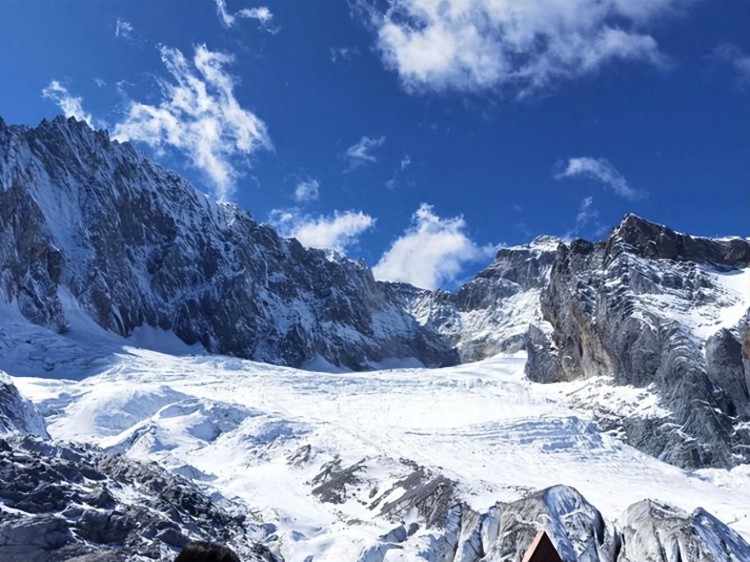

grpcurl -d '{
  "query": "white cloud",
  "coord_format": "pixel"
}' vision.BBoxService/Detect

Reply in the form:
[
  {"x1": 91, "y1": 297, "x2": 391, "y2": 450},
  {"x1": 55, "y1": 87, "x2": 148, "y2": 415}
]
[
  {"x1": 331, "y1": 47, "x2": 360, "y2": 62},
  {"x1": 215, "y1": 0, "x2": 277, "y2": 32},
  {"x1": 239, "y1": 7, "x2": 274, "y2": 27},
  {"x1": 565, "y1": 196, "x2": 599, "y2": 239},
  {"x1": 115, "y1": 18, "x2": 134, "y2": 39},
  {"x1": 113, "y1": 44, "x2": 271, "y2": 200},
  {"x1": 365, "y1": 0, "x2": 675, "y2": 97},
  {"x1": 373, "y1": 203, "x2": 494, "y2": 290},
  {"x1": 555, "y1": 156, "x2": 641, "y2": 200},
  {"x1": 713, "y1": 43, "x2": 750, "y2": 85},
  {"x1": 41, "y1": 81, "x2": 95, "y2": 127},
  {"x1": 215, "y1": 0, "x2": 235, "y2": 26},
  {"x1": 294, "y1": 178, "x2": 320, "y2": 203},
  {"x1": 386, "y1": 154, "x2": 412, "y2": 189},
  {"x1": 345, "y1": 135, "x2": 386, "y2": 171},
  {"x1": 94, "y1": 78, "x2": 107, "y2": 88},
  {"x1": 269, "y1": 209, "x2": 375, "y2": 252}
]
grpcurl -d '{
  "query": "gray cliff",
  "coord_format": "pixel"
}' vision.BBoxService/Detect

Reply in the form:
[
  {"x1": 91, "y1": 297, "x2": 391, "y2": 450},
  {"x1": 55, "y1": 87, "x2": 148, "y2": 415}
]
[
  {"x1": 523, "y1": 215, "x2": 750, "y2": 469},
  {"x1": 0, "y1": 116, "x2": 455, "y2": 370}
]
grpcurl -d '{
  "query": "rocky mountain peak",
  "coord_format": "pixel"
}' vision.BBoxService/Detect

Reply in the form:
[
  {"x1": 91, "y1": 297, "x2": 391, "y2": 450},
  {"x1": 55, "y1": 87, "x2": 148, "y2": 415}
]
[
  {"x1": 0, "y1": 116, "x2": 456, "y2": 370},
  {"x1": 606, "y1": 213, "x2": 750, "y2": 267},
  {"x1": 528, "y1": 234, "x2": 564, "y2": 252}
]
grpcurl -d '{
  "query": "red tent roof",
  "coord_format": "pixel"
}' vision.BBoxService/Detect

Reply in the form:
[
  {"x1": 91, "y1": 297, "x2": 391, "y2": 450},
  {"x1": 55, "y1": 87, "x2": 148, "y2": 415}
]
[{"x1": 522, "y1": 530, "x2": 564, "y2": 562}]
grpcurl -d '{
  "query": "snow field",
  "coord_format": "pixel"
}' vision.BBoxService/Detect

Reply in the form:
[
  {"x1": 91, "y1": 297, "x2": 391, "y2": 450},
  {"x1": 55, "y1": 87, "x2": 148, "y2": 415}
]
[{"x1": 13, "y1": 345, "x2": 750, "y2": 561}]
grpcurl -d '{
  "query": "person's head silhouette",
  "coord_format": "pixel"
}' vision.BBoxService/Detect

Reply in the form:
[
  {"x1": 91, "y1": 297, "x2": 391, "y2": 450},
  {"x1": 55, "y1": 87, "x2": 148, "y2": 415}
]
[{"x1": 174, "y1": 541, "x2": 241, "y2": 562}]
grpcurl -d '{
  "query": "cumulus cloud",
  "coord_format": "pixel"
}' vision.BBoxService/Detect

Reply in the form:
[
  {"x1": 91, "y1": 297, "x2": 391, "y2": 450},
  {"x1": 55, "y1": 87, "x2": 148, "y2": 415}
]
[
  {"x1": 345, "y1": 135, "x2": 386, "y2": 171},
  {"x1": 555, "y1": 156, "x2": 641, "y2": 200},
  {"x1": 215, "y1": 0, "x2": 277, "y2": 32},
  {"x1": 269, "y1": 209, "x2": 375, "y2": 252},
  {"x1": 112, "y1": 44, "x2": 271, "y2": 200},
  {"x1": 41, "y1": 81, "x2": 95, "y2": 127},
  {"x1": 364, "y1": 0, "x2": 675, "y2": 97},
  {"x1": 713, "y1": 43, "x2": 750, "y2": 85},
  {"x1": 294, "y1": 178, "x2": 320, "y2": 203},
  {"x1": 115, "y1": 18, "x2": 134, "y2": 39},
  {"x1": 373, "y1": 203, "x2": 494, "y2": 290}
]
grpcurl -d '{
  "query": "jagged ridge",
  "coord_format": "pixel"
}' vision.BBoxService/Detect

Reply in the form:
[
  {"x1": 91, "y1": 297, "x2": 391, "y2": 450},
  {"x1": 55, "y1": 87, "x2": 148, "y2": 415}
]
[{"x1": 0, "y1": 116, "x2": 455, "y2": 370}]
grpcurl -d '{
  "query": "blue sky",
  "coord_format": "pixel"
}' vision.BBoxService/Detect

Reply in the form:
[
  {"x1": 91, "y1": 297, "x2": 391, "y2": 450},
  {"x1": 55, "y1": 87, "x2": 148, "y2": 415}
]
[{"x1": 1, "y1": 0, "x2": 748, "y2": 289}]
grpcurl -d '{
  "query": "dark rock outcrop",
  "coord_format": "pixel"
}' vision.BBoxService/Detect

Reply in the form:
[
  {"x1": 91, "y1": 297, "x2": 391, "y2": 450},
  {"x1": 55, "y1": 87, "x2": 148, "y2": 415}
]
[{"x1": 0, "y1": 435, "x2": 277, "y2": 562}]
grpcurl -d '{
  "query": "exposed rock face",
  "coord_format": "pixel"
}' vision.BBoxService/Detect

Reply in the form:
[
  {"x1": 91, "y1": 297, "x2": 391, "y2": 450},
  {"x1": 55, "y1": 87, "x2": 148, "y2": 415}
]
[
  {"x1": 0, "y1": 435, "x2": 277, "y2": 562},
  {"x1": 0, "y1": 371, "x2": 48, "y2": 438},
  {"x1": 525, "y1": 215, "x2": 750, "y2": 469},
  {"x1": 387, "y1": 236, "x2": 558, "y2": 362},
  {"x1": 391, "y1": 214, "x2": 749, "y2": 470},
  {"x1": 356, "y1": 483, "x2": 750, "y2": 562},
  {"x1": 616, "y1": 500, "x2": 750, "y2": 562},
  {"x1": 0, "y1": 116, "x2": 455, "y2": 370},
  {"x1": 451, "y1": 485, "x2": 615, "y2": 562}
]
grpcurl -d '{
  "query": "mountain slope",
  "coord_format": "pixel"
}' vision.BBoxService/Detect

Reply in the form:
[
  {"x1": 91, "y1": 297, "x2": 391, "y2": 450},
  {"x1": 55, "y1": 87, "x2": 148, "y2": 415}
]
[{"x1": 0, "y1": 116, "x2": 455, "y2": 370}]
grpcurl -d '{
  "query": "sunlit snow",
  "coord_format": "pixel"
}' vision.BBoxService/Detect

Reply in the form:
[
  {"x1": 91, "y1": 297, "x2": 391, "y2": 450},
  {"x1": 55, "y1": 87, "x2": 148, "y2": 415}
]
[{"x1": 5, "y1": 304, "x2": 748, "y2": 561}]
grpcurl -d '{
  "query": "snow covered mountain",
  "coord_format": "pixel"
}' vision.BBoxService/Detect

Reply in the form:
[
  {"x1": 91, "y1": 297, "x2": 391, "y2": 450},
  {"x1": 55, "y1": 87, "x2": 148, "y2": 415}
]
[
  {"x1": 1, "y1": 116, "x2": 749, "y2": 560},
  {"x1": 389, "y1": 216, "x2": 750, "y2": 470},
  {"x1": 0, "y1": 115, "x2": 455, "y2": 371}
]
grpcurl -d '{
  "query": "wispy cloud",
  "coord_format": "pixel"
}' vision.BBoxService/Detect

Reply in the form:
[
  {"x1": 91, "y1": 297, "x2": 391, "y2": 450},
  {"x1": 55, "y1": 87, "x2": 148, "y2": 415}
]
[
  {"x1": 41, "y1": 81, "x2": 96, "y2": 127},
  {"x1": 269, "y1": 209, "x2": 374, "y2": 253},
  {"x1": 115, "y1": 18, "x2": 134, "y2": 40},
  {"x1": 555, "y1": 157, "x2": 641, "y2": 200},
  {"x1": 215, "y1": 0, "x2": 278, "y2": 33},
  {"x1": 113, "y1": 44, "x2": 271, "y2": 200},
  {"x1": 215, "y1": 0, "x2": 234, "y2": 27},
  {"x1": 331, "y1": 47, "x2": 360, "y2": 63},
  {"x1": 565, "y1": 196, "x2": 600, "y2": 240},
  {"x1": 363, "y1": 0, "x2": 676, "y2": 97},
  {"x1": 386, "y1": 154, "x2": 411, "y2": 189},
  {"x1": 373, "y1": 203, "x2": 494, "y2": 290},
  {"x1": 294, "y1": 178, "x2": 320, "y2": 203},
  {"x1": 712, "y1": 43, "x2": 750, "y2": 86},
  {"x1": 345, "y1": 135, "x2": 386, "y2": 171}
]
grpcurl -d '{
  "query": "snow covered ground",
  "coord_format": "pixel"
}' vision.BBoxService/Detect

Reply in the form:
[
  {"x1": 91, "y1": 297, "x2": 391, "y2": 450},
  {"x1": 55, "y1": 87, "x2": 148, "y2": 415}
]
[{"x1": 4, "y1": 299, "x2": 748, "y2": 561}]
